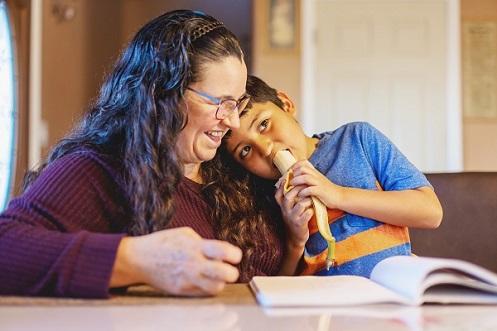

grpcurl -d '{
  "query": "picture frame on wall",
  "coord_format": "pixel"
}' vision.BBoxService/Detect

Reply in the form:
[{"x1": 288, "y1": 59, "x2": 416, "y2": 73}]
[
  {"x1": 266, "y1": 0, "x2": 299, "y2": 54},
  {"x1": 462, "y1": 21, "x2": 497, "y2": 119}
]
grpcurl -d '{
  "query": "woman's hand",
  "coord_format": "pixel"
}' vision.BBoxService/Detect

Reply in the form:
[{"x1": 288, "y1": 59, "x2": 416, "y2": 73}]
[
  {"x1": 289, "y1": 160, "x2": 345, "y2": 210},
  {"x1": 274, "y1": 180, "x2": 313, "y2": 249},
  {"x1": 111, "y1": 227, "x2": 242, "y2": 296}
]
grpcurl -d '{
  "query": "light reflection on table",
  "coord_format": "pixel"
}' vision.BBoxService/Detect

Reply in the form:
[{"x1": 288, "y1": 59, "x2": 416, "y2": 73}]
[{"x1": 1, "y1": 285, "x2": 497, "y2": 331}]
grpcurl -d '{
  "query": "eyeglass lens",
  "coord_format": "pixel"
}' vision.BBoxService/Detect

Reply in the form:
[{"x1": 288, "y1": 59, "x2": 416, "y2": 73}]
[{"x1": 216, "y1": 95, "x2": 250, "y2": 119}]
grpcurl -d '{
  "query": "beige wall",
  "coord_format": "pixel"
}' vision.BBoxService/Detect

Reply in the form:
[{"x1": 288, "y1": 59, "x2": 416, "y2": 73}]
[
  {"x1": 461, "y1": 0, "x2": 497, "y2": 170},
  {"x1": 41, "y1": 0, "x2": 122, "y2": 157},
  {"x1": 252, "y1": 0, "x2": 301, "y2": 112}
]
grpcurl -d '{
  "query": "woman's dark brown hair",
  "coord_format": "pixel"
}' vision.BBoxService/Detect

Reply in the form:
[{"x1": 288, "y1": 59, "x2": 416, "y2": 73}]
[{"x1": 22, "y1": 10, "x2": 244, "y2": 236}]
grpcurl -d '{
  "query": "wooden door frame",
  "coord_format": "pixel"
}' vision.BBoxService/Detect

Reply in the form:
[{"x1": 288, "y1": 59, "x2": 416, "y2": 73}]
[
  {"x1": 5, "y1": 0, "x2": 30, "y2": 196},
  {"x1": 301, "y1": 0, "x2": 462, "y2": 171}
]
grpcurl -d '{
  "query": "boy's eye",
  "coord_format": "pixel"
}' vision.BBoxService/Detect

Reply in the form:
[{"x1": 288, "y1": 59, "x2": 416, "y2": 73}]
[
  {"x1": 239, "y1": 145, "x2": 251, "y2": 160},
  {"x1": 259, "y1": 119, "x2": 269, "y2": 132}
]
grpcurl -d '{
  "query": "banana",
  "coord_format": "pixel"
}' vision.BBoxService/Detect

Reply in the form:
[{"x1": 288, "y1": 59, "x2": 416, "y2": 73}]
[{"x1": 273, "y1": 150, "x2": 336, "y2": 270}]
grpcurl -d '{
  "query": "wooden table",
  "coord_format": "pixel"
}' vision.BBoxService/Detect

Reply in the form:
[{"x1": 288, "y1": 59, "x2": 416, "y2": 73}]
[{"x1": 2, "y1": 284, "x2": 497, "y2": 331}]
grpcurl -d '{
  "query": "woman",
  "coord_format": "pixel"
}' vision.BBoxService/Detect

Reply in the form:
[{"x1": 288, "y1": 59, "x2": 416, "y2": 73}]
[{"x1": 0, "y1": 10, "x2": 284, "y2": 298}]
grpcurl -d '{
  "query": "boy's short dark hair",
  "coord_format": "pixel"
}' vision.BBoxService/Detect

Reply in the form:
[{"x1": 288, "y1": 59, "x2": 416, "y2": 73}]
[{"x1": 245, "y1": 75, "x2": 284, "y2": 111}]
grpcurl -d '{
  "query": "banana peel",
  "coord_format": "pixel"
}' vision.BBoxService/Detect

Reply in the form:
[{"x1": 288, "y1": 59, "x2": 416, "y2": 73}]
[{"x1": 273, "y1": 150, "x2": 337, "y2": 269}]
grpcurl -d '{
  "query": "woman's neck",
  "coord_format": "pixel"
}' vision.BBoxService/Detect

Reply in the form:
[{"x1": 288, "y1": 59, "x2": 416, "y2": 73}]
[{"x1": 183, "y1": 162, "x2": 203, "y2": 184}]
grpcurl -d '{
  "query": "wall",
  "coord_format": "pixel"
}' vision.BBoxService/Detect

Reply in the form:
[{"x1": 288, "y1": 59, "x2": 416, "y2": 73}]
[
  {"x1": 461, "y1": 0, "x2": 497, "y2": 170},
  {"x1": 40, "y1": 0, "x2": 122, "y2": 158},
  {"x1": 35, "y1": 0, "x2": 497, "y2": 171},
  {"x1": 253, "y1": 0, "x2": 497, "y2": 171},
  {"x1": 119, "y1": 0, "x2": 252, "y2": 69},
  {"x1": 252, "y1": 0, "x2": 301, "y2": 112}
]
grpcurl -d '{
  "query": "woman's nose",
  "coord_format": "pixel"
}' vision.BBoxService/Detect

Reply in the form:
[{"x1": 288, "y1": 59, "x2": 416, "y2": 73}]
[{"x1": 220, "y1": 111, "x2": 240, "y2": 129}]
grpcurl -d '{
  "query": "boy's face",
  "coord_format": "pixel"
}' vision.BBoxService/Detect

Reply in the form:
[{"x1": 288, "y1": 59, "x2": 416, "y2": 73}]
[{"x1": 225, "y1": 98, "x2": 315, "y2": 180}]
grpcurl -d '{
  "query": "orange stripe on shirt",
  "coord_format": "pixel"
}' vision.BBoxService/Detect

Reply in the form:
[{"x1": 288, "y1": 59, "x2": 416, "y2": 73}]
[
  {"x1": 301, "y1": 223, "x2": 409, "y2": 275},
  {"x1": 308, "y1": 209, "x2": 345, "y2": 235}
]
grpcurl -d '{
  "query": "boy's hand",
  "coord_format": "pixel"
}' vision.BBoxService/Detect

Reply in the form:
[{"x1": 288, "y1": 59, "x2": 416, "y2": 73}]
[
  {"x1": 289, "y1": 160, "x2": 345, "y2": 210},
  {"x1": 274, "y1": 180, "x2": 313, "y2": 249}
]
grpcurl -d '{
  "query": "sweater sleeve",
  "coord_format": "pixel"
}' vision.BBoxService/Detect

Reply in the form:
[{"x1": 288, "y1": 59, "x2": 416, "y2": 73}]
[{"x1": 0, "y1": 151, "x2": 129, "y2": 298}]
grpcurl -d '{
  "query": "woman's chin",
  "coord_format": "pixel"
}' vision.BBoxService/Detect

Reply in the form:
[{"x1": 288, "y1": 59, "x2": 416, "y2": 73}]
[{"x1": 198, "y1": 149, "x2": 218, "y2": 163}]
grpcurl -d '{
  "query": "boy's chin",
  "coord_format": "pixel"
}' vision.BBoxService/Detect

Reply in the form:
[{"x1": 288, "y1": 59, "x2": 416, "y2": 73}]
[
  {"x1": 245, "y1": 167, "x2": 280, "y2": 181},
  {"x1": 264, "y1": 170, "x2": 282, "y2": 181}
]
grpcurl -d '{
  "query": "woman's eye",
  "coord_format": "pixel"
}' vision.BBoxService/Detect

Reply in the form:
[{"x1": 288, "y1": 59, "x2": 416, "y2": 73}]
[
  {"x1": 239, "y1": 145, "x2": 251, "y2": 159},
  {"x1": 259, "y1": 119, "x2": 269, "y2": 132}
]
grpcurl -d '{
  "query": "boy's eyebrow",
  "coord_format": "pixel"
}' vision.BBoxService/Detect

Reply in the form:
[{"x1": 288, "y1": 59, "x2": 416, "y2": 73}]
[{"x1": 231, "y1": 112, "x2": 260, "y2": 155}]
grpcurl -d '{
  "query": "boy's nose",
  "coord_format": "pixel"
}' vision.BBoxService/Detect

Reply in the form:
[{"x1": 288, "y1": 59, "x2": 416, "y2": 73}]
[
  {"x1": 254, "y1": 136, "x2": 273, "y2": 158},
  {"x1": 221, "y1": 111, "x2": 240, "y2": 129}
]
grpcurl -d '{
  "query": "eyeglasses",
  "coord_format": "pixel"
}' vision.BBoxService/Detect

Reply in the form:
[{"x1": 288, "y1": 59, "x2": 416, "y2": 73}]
[{"x1": 187, "y1": 87, "x2": 251, "y2": 120}]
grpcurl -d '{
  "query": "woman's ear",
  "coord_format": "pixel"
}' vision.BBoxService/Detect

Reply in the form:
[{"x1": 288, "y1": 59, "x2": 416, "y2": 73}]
[{"x1": 276, "y1": 91, "x2": 297, "y2": 116}]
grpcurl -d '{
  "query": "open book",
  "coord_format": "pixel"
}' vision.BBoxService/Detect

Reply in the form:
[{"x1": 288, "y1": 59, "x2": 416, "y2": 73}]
[{"x1": 250, "y1": 256, "x2": 497, "y2": 307}]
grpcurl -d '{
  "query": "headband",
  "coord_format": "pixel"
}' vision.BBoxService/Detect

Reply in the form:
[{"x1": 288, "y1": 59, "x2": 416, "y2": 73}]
[{"x1": 191, "y1": 21, "x2": 224, "y2": 41}]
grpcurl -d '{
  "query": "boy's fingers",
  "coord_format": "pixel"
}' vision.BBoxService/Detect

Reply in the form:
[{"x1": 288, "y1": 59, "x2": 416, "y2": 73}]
[
  {"x1": 297, "y1": 186, "x2": 315, "y2": 198},
  {"x1": 293, "y1": 200, "x2": 307, "y2": 215},
  {"x1": 274, "y1": 184, "x2": 284, "y2": 204},
  {"x1": 298, "y1": 198, "x2": 313, "y2": 209},
  {"x1": 275, "y1": 176, "x2": 285, "y2": 189}
]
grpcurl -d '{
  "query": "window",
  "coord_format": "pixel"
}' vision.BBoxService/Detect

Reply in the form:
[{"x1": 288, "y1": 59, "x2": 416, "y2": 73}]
[{"x1": 0, "y1": 0, "x2": 16, "y2": 210}]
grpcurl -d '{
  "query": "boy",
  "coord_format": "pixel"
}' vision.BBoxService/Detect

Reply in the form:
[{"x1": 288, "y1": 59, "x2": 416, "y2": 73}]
[{"x1": 224, "y1": 75, "x2": 443, "y2": 277}]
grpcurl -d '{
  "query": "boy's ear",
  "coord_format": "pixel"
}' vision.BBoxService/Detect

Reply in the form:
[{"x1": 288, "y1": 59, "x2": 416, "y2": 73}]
[{"x1": 276, "y1": 91, "x2": 297, "y2": 116}]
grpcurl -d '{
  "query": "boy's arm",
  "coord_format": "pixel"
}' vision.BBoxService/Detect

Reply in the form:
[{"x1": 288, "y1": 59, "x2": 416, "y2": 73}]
[
  {"x1": 278, "y1": 243, "x2": 305, "y2": 276},
  {"x1": 290, "y1": 160, "x2": 443, "y2": 229},
  {"x1": 333, "y1": 185, "x2": 442, "y2": 228}
]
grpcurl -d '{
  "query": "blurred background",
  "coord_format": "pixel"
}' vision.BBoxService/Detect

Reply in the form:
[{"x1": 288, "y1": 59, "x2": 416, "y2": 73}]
[{"x1": 1, "y1": 0, "x2": 497, "y2": 210}]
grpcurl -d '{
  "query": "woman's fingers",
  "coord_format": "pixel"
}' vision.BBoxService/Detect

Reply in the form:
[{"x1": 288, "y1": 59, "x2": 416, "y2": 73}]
[
  {"x1": 199, "y1": 259, "x2": 240, "y2": 283},
  {"x1": 125, "y1": 227, "x2": 244, "y2": 296},
  {"x1": 201, "y1": 240, "x2": 242, "y2": 264},
  {"x1": 193, "y1": 277, "x2": 226, "y2": 296},
  {"x1": 186, "y1": 256, "x2": 240, "y2": 296}
]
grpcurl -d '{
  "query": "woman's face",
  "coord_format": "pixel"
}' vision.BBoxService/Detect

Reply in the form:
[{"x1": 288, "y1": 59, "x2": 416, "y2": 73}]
[{"x1": 177, "y1": 56, "x2": 247, "y2": 169}]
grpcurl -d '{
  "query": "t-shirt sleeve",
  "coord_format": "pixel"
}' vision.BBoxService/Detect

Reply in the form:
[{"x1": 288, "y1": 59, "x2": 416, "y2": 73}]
[
  {"x1": 0, "y1": 152, "x2": 128, "y2": 298},
  {"x1": 359, "y1": 122, "x2": 431, "y2": 191}
]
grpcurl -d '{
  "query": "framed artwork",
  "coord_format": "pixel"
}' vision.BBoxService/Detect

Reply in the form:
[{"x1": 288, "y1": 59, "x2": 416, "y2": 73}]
[
  {"x1": 266, "y1": 0, "x2": 299, "y2": 54},
  {"x1": 462, "y1": 21, "x2": 497, "y2": 119}
]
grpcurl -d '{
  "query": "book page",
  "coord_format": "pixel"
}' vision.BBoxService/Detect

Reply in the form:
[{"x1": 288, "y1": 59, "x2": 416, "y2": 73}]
[
  {"x1": 370, "y1": 256, "x2": 497, "y2": 304},
  {"x1": 250, "y1": 276, "x2": 409, "y2": 307}
]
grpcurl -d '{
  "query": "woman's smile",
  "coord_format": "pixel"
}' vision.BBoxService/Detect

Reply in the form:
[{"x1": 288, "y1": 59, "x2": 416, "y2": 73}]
[{"x1": 205, "y1": 130, "x2": 226, "y2": 145}]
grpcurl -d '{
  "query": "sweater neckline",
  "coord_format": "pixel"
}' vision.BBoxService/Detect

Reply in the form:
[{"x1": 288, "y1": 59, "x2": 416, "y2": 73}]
[{"x1": 181, "y1": 176, "x2": 203, "y2": 193}]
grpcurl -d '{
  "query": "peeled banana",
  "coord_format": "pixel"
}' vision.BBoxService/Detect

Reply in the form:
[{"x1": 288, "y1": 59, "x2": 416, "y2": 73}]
[{"x1": 273, "y1": 150, "x2": 336, "y2": 270}]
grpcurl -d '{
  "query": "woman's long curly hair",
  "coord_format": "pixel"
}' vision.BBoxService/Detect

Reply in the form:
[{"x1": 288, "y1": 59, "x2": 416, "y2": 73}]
[
  {"x1": 22, "y1": 10, "x2": 243, "y2": 235},
  {"x1": 202, "y1": 150, "x2": 283, "y2": 281},
  {"x1": 201, "y1": 75, "x2": 287, "y2": 280}
]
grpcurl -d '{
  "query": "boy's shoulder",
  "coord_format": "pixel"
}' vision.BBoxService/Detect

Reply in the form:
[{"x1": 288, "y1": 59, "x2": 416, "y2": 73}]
[{"x1": 313, "y1": 121, "x2": 379, "y2": 143}]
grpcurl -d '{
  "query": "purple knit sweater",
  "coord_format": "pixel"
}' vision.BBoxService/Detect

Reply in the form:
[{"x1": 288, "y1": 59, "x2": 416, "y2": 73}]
[{"x1": 0, "y1": 150, "x2": 283, "y2": 298}]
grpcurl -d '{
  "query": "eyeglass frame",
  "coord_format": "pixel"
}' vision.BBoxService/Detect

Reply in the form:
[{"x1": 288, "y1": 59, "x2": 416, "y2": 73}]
[{"x1": 186, "y1": 87, "x2": 251, "y2": 120}]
